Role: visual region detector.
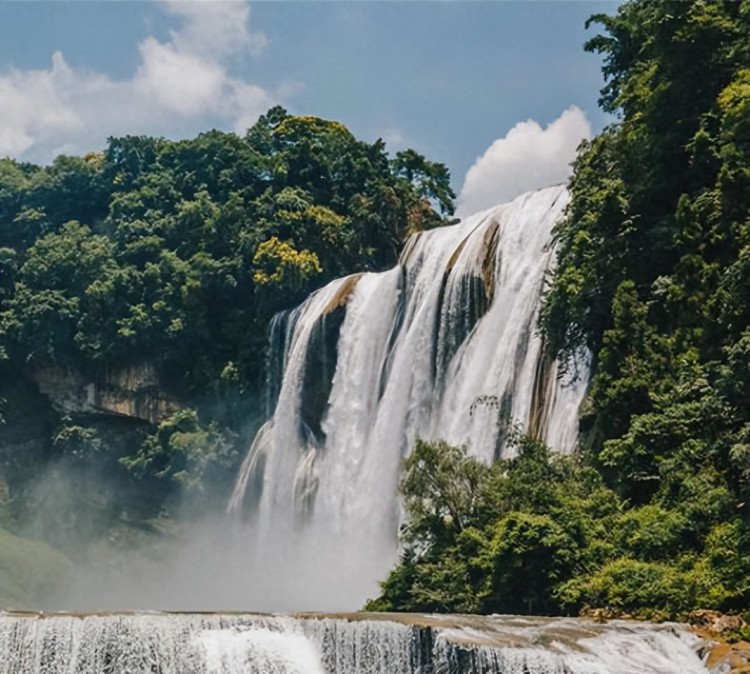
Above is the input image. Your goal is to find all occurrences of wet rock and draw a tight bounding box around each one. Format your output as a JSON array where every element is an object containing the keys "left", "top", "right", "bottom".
[
  {"left": 689, "top": 609, "right": 746, "bottom": 634},
  {"left": 690, "top": 611, "right": 750, "bottom": 674},
  {"left": 30, "top": 363, "right": 180, "bottom": 425},
  {"left": 703, "top": 639, "right": 750, "bottom": 673},
  {"left": 299, "top": 275, "right": 362, "bottom": 441},
  {"left": 322, "top": 273, "right": 362, "bottom": 315},
  {"left": 580, "top": 606, "right": 633, "bottom": 623}
]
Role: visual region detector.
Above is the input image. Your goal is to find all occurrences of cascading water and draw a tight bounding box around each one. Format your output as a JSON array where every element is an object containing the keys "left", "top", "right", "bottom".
[
  {"left": 0, "top": 188, "right": 718, "bottom": 674},
  {"left": 0, "top": 612, "right": 711, "bottom": 674},
  {"left": 229, "top": 185, "right": 589, "bottom": 610}
]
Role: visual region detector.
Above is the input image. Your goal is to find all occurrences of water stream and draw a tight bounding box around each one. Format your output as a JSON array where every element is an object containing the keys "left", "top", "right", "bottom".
[
  {"left": 230, "top": 186, "right": 588, "bottom": 609},
  {"left": 0, "top": 612, "right": 710, "bottom": 674}
]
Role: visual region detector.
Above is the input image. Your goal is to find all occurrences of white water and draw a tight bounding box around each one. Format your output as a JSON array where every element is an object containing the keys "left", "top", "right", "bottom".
[
  {"left": 0, "top": 612, "right": 710, "bottom": 674},
  {"left": 229, "top": 186, "right": 589, "bottom": 610}
]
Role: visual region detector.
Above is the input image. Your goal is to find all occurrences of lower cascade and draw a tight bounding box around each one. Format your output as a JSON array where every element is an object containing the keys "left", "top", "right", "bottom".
[
  {"left": 229, "top": 185, "right": 589, "bottom": 609},
  {"left": 0, "top": 612, "right": 710, "bottom": 674}
]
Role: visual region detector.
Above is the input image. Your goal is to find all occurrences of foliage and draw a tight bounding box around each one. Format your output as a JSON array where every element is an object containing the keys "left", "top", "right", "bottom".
[
  {"left": 252, "top": 236, "right": 322, "bottom": 294},
  {"left": 0, "top": 108, "right": 454, "bottom": 519},
  {"left": 379, "top": 0, "right": 750, "bottom": 621},
  {"left": 120, "top": 409, "right": 237, "bottom": 506},
  {"left": 370, "top": 438, "right": 750, "bottom": 619},
  {"left": 488, "top": 0, "right": 750, "bottom": 618},
  {"left": 542, "top": 0, "right": 750, "bottom": 498},
  {"left": 370, "top": 435, "right": 615, "bottom": 615},
  {"left": 0, "top": 107, "right": 454, "bottom": 391}
]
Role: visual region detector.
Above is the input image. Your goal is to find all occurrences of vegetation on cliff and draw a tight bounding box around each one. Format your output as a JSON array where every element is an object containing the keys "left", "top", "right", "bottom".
[
  {"left": 1, "top": 108, "right": 452, "bottom": 393},
  {"left": 2, "top": 0, "right": 749, "bottom": 621},
  {"left": 368, "top": 434, "right": 750, "bottom": 619},
  {"left": 372, "top": 0, "right": 750, "bottom": 620},
  {"left": 0, "top": 108, "right": 454, "bottom": 576}
]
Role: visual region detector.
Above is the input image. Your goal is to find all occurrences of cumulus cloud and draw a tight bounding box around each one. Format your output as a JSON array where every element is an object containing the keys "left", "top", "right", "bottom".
[
  {"left": 456, "top": 106, "right": 592, "bottom": 217},
  {"left": 165, "top": 0, "right": 267, "bottom": 58},
  {"left": 0, "top": 1, "right": 284, "bottom": 163}
]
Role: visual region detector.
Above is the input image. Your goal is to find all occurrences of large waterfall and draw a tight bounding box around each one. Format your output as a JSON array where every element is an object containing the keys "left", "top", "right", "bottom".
[
  {"left": 0, "top": 612, "right": 710, "bottom": 674},
  {"left": 229, "top": 186, "right": 588, "bottom": 610},
  {"left": 0, "top": 188, "right": 719, "bottom": 674}
]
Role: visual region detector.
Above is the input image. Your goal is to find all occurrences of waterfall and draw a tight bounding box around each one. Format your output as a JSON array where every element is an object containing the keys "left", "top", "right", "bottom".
[
  {"left": 229, "top": 185, "right": 589, "bottom": 610},
  {"left": 0, "top": 612, "right": 709, "bottom": 674}
]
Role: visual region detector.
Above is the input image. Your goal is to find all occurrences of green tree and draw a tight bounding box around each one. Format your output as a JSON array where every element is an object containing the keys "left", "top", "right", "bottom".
[{"left": 0, "top": 107, "right": 455, "bottom": 528}]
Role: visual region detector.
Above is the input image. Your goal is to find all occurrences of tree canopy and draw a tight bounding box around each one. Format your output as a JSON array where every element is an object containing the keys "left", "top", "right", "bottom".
[
  {"left": 374, "top": 0, "right": 750, "bottom": 621},
  {"left": 1, "top": 107, "right": 454, "bottom": 393},
  {"left": 0, "top": 107, "right": 454, "bottom": 529},
  {"left": 370, "top": 434, "right": 750, "bottom": 619}
]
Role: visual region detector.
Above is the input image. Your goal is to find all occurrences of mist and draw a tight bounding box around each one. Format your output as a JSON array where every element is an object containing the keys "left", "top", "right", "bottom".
[
  {"left": 13, "top": 455, "right": 393, "bottom": 614},
  {"left": 56, "top": 517, "right": 393, "bottom": 613}
]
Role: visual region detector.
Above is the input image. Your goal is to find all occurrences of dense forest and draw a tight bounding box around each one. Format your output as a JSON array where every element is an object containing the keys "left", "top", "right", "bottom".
[
  {"left": 2, "top": 0, "right": 750, "bottom": 623},
  {"left": 370, "top": 0, "right": 750, "bottom": 621},
  {"left": 0, "top": 109, "right": 454, "bottom": 604}
]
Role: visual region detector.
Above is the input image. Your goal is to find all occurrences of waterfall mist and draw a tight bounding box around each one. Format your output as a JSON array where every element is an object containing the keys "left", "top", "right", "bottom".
[
  {"left": 227, "top": 185, "right": 589, "bottom": 611},
  {"left": 6, "top": 186, "right": 588, "bottom": 614}
]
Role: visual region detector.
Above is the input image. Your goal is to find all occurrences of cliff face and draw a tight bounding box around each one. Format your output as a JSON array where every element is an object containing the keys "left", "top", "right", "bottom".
[
  {"left": 30, "top": 363, "right": 179, "bottom": 425},
  {"left": 0, "top": 362, "right": 182, "bottom": 558}
]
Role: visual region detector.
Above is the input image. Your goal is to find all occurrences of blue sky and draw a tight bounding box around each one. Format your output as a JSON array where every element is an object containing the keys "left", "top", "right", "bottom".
[{"left": 0, "top": 0, "right": 618, "bottom": 212}]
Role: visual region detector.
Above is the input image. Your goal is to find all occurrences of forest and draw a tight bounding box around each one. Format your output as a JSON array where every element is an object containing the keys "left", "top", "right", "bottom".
[
  {"left": 371, "top": 0, "right": 750, "bottom": 620},
  {"left": 0, "top": 109, "right": 454, "bottom": 604},
  {"left": 1, "top": 0, "right": 750, "bottom": 621}
]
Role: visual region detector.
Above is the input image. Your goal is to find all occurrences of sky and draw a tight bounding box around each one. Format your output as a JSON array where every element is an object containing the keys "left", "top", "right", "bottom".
[{"left": 0, "top": 0, "right": 618, "bottom": 215}]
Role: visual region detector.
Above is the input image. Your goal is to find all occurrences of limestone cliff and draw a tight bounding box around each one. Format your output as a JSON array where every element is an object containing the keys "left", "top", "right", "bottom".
[{"left": 30, "top": 363, "right": 179, "bottom": 425}]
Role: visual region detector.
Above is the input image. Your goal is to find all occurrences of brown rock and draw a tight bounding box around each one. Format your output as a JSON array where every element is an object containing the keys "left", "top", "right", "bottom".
[
  {"left": 30, "top": 363, "right": 180, "bottom": 425},
  {"left": 689, "top": 609, "right": 746, "bottom": 634},
  {"left": 700, "top": 633, "right": 750, "bottom": 672}
]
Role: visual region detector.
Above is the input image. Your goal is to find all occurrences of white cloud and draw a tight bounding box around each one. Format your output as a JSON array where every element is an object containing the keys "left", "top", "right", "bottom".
[
  {"left": 0, "top": 1, "right": 285, "bottom": 163},
  {"left": 379, "top": 127, "right": 409, "bottom": 151},
  {"left": 165, "top": 0, "right": 267, "bottom": 57},
  {"left": 134, "top": 37, "right": 227, "bottom": 116},
  {"left": 456, "top": 106, "right": 591, "bottom": 217}
]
